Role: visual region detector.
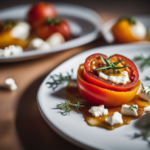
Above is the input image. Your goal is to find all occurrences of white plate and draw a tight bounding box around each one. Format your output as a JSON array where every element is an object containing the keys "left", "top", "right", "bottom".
[
  {"left": 37, "top": 44, "right": 150, "bottom": 150},
  {"left": 101, "top": 15, "right": 150, "bottom": 43},
  {"left": 0, "top": 3, "right": 103, "bottom": 62}
]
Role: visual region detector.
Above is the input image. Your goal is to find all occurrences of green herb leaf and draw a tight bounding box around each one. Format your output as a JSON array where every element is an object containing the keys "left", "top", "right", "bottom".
[
  {"left": 118, "top": 16, "right": 136, "bottom": 25},
  {"left": 46, "top": 18, "right": 61, "bottom": 26},
  {"left": 46, "top": 69, "right": 73, "bottom": 90},
  {"left": 133, "top": 55, "right": 150, "bottom": 70},
  {"left": 93, "top": 56, "right": 128, "bottom": 72},
  {"left": 129, "top": 104, "right": 138, "bottom": 111},
  {"left": 145, "top": 76, "right": 150, "bottom": 80},
  {"left": 57, "top": 99, "right": 85, "bottom": 115}
]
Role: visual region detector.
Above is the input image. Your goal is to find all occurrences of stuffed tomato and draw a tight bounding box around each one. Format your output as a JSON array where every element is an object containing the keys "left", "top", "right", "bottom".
[{"left": 77, "top": 53, "right": 140, "bottom": 107}]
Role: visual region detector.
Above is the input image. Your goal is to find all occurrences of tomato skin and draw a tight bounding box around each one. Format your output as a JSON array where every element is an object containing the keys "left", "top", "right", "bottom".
[
  {"left": 27, "top": 2, "right": 56, "bottom": 29},
  {"left": 84, "top": 53, "right": 139, "bottom": 92},
  {"left": 36, "top": 20, "right": 70, "bottom": 40},
  {"left": 77, "top": 64, "right": 140, "bottom": 107},
  {"left": 112, "top": 20, "right": 138, "bottom": 43}
]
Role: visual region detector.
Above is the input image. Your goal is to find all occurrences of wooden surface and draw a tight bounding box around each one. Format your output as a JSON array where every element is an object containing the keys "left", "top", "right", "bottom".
[{"left": 0, "top": 13, "right": 115, "bottom": 150}]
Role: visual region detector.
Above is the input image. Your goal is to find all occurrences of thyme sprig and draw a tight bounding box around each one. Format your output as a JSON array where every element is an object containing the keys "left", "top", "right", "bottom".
[
  {"left": 57, "top": 99, "right": 85, "bottom": 115},
  {"left": 46, "top": 69, "right": 73, "bottom": 90},
  {"left": 145, "top": 76, "right": 150, "bottom": 80},
  {"left": 133, "top": 55, "right": 150, "bottom": 70},
  {"left": 93, "top": 56, "right": 128, "bottom": 72},
  {"left": 129, "top": 104, "right": 138, "bottom": 111}
]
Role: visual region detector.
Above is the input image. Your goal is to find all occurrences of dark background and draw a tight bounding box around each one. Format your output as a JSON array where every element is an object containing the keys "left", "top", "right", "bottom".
[{"left": 0, "top": 0, "right": 150, "bottom": 15}]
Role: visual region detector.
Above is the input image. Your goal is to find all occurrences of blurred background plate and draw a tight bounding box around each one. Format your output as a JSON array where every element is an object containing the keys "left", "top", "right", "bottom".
[
  {"left": 0, "top": 3, "right": 103, "bottom": 62},
  {"left": 101, "top": 15, "right": 150, "bottom": 44}
]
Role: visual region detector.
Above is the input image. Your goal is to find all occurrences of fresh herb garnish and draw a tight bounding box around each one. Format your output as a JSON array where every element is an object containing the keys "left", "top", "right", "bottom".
[
  {"left": 133, "top": 55, "right": 150, "bottom": 70},
  {"left": 93, "top": 56, "right": 128, "bottom": 73},
  {"left": 46, "top": 18, "right": 61, "bottom": 26},
  {"left": 142, "top": 83, "right": 150, "bottom": 94},
  {"left": 57, "top": 99, "right": 85, "bottom": 115},
  {"left": 2, "top": 19, "right": 17, "bottom": 30},
  {"left": 46, "top": 69, "right": 73, "bottom": 90},
  {"left": 145, "top": 76, "right": 150, "bottom": 80},
  {"left": 129, "top": 104, "right": 138, "bottom": 111},
  {"left": 118, "top": 16, "right": 136, "bottom": 25}
]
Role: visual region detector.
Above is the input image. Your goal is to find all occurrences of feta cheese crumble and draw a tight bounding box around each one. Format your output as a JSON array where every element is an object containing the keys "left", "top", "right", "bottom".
[
  {"left": 27, "top": 38, "right": 44, "bottom": 50},
  {"left": 144, "top": 106, "right": 150, "bottom": 113},
  {"left": 139, "top": 86, "right": 150, "bottom": 102},
  {"left": 106, "top": 112, "right": 123, "bottom": 126},
  {"left": 5, "top": 78, "right": 17, "bottom": 91},
  {"left": 121, "top": 104, "right": 138, "bottom": 116},
  {"left": 0, "top": 45, "right": 23, "bottom": 57},
  {"left": 99, "top": 71, "right": 130, "bottom": 84},
  {"left": 129, "top": 20, "right": 146, "bottom": 40},
  {"left": 89, "top": 105, "right": 108, "bottom": 117},
  {"left": 46, "top": 32, "right": 65, "bottom": 47},
  {"left": 11, "top": 22, "right": 30, "bottom": 40}
]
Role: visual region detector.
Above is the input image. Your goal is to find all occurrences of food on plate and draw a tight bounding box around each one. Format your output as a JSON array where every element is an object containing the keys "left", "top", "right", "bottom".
[
  {"left": 47, "top": 52, "right": 150, "bottom": 130},
  {"left": 0, "top": 20, "right": 30, "bottom": 49},
  {"left": 0, "top": 45, "right": 23, "bottom": 57},
  {"left": 112, "top": 16, "right": 147, "bottom": 43},
  {"left": 36, "top": 18, "right": 70, "bottom": 40},
  {"left": 46, "top": 32, "right": 65, "bottom": 47},
  {"left": 83, "top": 53, "right": 139, "bottom": 92},
  {"left": 105, "top": 111, "right": 123, "bottom": 126},
  {"left": 27, "top": 2, "right": 56, "bottom": 29},
  {"left": 139, "top": 84, "right": 150, "bottom": 102},
  {"left": 5, "top": 78, "right": 17, "bottom": 91},
  {"left": 0, "top": 2, "right": 72, "bottom": 56}
]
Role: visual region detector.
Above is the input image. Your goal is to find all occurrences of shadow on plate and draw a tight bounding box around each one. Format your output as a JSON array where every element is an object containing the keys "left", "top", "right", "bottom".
[{"left": 15, "top": 72, "right": 83, "bottom": 150}]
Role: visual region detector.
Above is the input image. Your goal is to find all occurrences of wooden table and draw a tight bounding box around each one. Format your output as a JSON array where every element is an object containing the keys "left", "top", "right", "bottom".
[{"left": 0, "top": 13, "right": 116, "bottom": 150}]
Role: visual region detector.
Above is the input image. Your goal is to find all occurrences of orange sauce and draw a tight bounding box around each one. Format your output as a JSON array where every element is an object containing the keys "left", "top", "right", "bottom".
[{"left": 65, "top": 81, "right": 150, "bottom": 130}]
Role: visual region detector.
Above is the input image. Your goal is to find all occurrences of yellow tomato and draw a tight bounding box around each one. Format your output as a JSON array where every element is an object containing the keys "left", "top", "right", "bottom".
[
  {"left": 112, "top": 18, "right": 146, "bottom": 43},
  {"left": 0, "top": 29, "right": 29, "bottom": 49}
]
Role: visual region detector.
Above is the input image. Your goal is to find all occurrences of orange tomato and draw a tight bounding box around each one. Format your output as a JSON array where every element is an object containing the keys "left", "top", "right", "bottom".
[
  {"left": 112, "top": 20, "right": 139, "bottom": 43},
  {"left": 0, "top": 29, "right": 29, "bottom": 49},
  {"left": 77, "top": 64, "right": 141, "bottom": 107}
]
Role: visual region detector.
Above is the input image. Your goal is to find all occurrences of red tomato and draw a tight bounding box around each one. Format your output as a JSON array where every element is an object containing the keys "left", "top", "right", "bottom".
[
  {"left": 83, "top": 53, "right": 139, "bottom": 92},
  {"left": 36, "top": 18, "right": 70, "bottom": 40},
  {"left": 77, "top": 64, "right": 141, "bottom": 107},
  {"left": 27, "top": 2, "right": 56, "bottom": 29}
]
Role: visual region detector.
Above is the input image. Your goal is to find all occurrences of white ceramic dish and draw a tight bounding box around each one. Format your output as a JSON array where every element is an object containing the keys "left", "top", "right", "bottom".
[
  {"left": 0, "top": 3, "right": 103, "bottom": 62},
  {"left": 37, "top": 44, "right": 150, "bottom": 150},
  {"left": 101, "top": 15, "right": 150, "bottom": 44}
]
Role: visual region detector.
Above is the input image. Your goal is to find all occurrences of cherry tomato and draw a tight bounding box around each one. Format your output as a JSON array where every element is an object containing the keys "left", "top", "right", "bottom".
[
  {"left": 27, "top": 2, "right": 56, "bottom": 29},
  {"left": 36, "top": 18, "right": 70, "bottom": 40},
  {"left": 83, "top": 53, "right": 139, "bottom": 92},
  {"left": 77, "top": 64, "right": 140, "bottom": 107}
]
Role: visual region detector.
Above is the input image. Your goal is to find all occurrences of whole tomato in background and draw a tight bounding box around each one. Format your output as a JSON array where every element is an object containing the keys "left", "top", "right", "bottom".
[
  {"left": 27, "top": 2, "right": 56, "bottom": 29},
  {"left": 36, "top": 18, "right": 71, "bottom": 40}
]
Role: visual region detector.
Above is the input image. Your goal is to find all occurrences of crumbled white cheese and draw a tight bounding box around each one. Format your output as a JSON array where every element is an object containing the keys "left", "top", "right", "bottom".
[
  {"left": 0, "top": 45, "right": 23, "bottom": 57},
  {"left": 89, "top": 105, "right": 108, "bottom": 117},
  {"left": 121, "top": 104, "right": 138, "bottom": 116},
  {"left": 144, "top": 106, "right": 150, "bottom": 113},
  {"left": 5, "top": 78, "right": 17, "bottom": 91},
  {"left": 46, "top": 32, "right": 65, "bottom": 47},
  {"left": 129, "top": 20, "right": 146, "bottom": 40},
  {"left": 11, "top": 22, "right": 30, "bottom": 40},
  {"left": 139, "top": 86, "right": 150, "bottom": 102},
  {"left": 27, "top": 38, "right": 45, "bottom": 50},
  {"left": 37, "top": 42, "right": 51, "bottom": 51},
  {"left": 99, "top": 71, "right": 130, "bottom": 84},
  {"left": 106, "top": 111, "right": 123, "bottom": 126}
]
